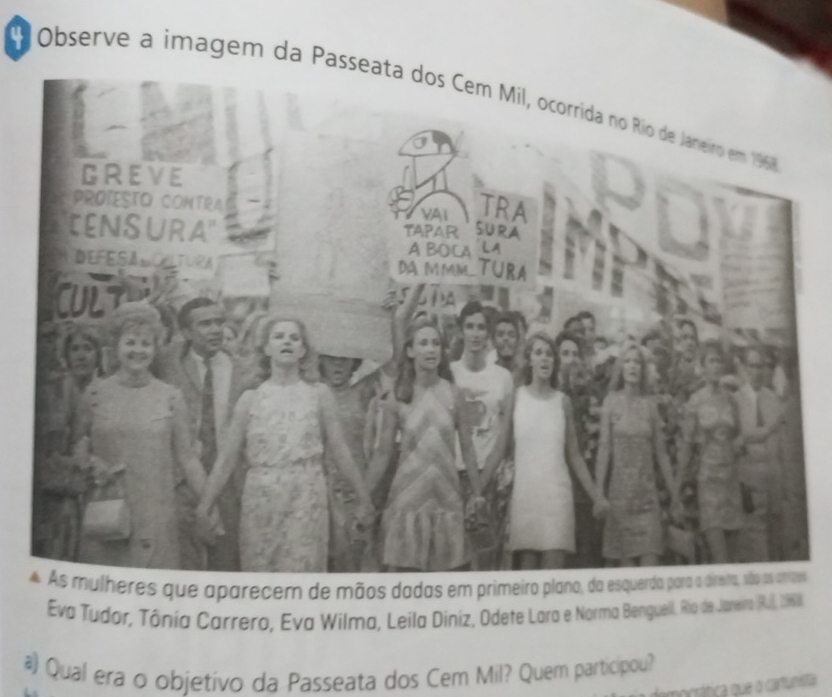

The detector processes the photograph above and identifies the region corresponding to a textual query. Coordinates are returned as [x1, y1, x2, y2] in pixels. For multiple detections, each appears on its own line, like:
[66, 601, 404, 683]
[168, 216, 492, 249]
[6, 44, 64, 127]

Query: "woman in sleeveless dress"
[595, 342, 682, 567]
[367, 317, 483, 572]
[676, 340, 743, 564]
[508, 332, 608, 570]
[196, 317, 373, 572]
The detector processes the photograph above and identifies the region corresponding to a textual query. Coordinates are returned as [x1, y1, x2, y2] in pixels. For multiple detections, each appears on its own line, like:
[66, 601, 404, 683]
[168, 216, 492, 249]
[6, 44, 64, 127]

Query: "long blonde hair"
[608, 340, 650, 394]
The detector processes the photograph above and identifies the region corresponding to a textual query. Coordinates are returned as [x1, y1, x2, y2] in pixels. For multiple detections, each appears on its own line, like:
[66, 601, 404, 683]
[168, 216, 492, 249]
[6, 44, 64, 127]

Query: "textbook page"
[2, 0, 832, 695]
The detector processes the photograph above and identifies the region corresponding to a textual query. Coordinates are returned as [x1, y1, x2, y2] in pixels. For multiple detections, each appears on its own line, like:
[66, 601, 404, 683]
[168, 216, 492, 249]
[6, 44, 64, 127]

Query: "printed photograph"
[32, 80, 808, 572]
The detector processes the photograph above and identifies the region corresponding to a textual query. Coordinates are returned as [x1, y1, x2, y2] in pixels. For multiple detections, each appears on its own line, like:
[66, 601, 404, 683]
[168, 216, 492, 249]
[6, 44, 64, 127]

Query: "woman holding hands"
[72, 303, 206, 569]
[508, 332, 608, 570]
[595, 341, 682, 567]
[196, 317, 373, 572]
[367, 317, 484, 572]
[676, 340, 743, 564]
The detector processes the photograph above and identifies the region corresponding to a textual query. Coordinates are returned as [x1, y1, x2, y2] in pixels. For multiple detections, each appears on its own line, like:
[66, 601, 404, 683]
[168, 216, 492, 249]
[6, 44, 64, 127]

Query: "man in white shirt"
[450, 301, 514, 570]
[734, 346, 784, 563]
[158, 298, 250, 571]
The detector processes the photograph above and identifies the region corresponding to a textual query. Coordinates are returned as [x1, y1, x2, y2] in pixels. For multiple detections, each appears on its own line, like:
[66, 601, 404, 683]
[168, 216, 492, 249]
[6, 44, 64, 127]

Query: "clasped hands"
[353, 500, 377, 536]
[194, 505, 226, 546]
[592, 494, 610, 520]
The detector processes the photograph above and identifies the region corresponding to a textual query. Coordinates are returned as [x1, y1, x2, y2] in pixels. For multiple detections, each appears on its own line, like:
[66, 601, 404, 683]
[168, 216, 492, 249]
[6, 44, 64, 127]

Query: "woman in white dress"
[508, 332, 608, 570]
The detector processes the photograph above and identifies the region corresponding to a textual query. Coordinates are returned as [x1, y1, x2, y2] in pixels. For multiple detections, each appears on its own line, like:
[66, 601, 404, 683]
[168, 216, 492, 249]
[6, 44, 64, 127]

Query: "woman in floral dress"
[595, 342, 682, 566]
[676, 340, 743, 564]
[196, 317, 372, 572]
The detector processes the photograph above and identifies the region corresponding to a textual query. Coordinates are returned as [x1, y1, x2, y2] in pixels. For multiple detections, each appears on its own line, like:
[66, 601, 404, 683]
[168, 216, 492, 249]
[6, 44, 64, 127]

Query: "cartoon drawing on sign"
[388, 130, 469, 221]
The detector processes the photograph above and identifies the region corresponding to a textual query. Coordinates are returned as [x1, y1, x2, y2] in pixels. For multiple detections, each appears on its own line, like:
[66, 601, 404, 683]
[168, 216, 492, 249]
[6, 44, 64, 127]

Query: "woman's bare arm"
[197, 391, 253, 515]
[563, 394, 605, 508]
[170, 390, 207, 498]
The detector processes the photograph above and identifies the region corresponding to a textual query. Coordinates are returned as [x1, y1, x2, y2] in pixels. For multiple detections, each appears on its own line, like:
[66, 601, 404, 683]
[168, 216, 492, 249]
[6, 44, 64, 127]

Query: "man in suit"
[735, 346, 785, 563]
[157, 297, 250, 571]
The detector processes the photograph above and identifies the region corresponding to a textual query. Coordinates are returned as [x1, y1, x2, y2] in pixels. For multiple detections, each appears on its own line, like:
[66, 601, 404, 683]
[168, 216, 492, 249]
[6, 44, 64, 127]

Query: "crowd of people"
[32, 273, 809, 572]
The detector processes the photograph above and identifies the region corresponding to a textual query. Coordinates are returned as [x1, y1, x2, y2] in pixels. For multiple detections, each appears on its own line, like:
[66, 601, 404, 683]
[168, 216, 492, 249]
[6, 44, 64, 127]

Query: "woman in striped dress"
[367, 317, 483, 572]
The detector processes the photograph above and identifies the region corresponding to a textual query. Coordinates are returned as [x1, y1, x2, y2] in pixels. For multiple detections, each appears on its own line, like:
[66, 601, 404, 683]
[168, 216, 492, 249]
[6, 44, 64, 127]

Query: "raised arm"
[563, 394, 607, 515]
[390, 283, 426, 370]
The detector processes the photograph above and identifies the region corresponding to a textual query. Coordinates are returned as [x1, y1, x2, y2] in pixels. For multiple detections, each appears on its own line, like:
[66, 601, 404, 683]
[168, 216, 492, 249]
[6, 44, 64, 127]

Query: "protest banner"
[475, 189, 539, 289]
[66, 158, 227, 277]
[385, 120, 478, 285]
[533, 171, 712, 331]
[52, 271, 150, 325]
[721, 194, 794, 334]
[273, 291, 393, 364]
[270, 130, 393, 363]
[219, 254, 271, 298]
[561, 150, 724, 302]
[276, 132, 389, 302]
[545, 176, 651, 301]
[41, 81, 279, 280]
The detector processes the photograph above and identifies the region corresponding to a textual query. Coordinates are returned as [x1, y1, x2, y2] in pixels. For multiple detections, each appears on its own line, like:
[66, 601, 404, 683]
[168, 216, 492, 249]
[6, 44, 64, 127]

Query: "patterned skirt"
[240, 458, 328, 572]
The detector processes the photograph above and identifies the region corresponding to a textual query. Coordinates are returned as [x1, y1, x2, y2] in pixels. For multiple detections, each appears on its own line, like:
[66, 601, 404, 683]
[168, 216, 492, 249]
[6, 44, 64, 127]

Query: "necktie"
[199, 355, 217, 471]
[756, 393, 764, 427]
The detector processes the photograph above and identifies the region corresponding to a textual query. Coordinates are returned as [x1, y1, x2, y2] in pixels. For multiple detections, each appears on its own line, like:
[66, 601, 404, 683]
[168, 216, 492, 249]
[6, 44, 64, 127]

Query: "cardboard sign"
[42, 83, 279, 280]
[386, 124, 478, 284]
[272, 291, 393, 364]
[475, 189, 538, 289]
[65, 158, 227, 277]
[52, 271, 150, 324]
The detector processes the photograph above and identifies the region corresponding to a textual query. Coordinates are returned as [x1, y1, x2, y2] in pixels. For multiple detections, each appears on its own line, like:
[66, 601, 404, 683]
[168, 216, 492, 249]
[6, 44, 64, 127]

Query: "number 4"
[9, 24, 22, 49]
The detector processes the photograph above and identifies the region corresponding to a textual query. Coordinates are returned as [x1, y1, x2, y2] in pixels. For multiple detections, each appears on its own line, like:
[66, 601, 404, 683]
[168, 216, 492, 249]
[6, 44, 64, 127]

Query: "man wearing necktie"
[158, 297, 250, 571]
[734, 346, 785, 563]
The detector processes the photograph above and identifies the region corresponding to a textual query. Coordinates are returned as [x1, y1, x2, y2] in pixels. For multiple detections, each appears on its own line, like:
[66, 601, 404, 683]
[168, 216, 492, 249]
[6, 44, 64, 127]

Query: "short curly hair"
[108, 302, 165, 347]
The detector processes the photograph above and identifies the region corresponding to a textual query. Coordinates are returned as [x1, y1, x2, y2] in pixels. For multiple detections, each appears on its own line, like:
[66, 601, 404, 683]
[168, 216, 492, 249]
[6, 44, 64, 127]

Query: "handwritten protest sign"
[385, 122, 477, 284]
[52, 272, 150, 325]
[42, 83, 280, 281]
[64, 159, 227, 277]
[394, 283, 470, 324]
[475, 189, 538, 289]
